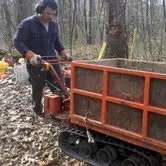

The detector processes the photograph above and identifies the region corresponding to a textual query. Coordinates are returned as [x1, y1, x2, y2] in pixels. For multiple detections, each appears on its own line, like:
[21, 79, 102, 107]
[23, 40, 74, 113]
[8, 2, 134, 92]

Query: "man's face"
[41, 6, 56, 22]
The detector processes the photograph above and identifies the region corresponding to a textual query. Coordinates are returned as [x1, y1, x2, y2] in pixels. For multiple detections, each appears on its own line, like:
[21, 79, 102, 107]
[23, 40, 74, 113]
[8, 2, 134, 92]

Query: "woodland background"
[0, 0, 166, 61]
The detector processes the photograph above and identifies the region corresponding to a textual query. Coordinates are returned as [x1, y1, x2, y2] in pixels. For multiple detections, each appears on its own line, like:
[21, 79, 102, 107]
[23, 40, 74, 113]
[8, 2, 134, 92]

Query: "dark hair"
[36, 0, 58, 14]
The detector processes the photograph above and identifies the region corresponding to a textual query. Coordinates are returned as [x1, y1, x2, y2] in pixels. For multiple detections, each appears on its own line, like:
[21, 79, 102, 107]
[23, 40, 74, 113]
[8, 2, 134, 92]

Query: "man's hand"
[29, 54, 41, 67]
[43, 62, 50, 71]
[61, 54, 72, 61]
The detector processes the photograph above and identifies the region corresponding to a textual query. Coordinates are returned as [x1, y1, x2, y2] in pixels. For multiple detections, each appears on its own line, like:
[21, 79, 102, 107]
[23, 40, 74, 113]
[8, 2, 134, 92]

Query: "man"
[14, 0, 71, 116]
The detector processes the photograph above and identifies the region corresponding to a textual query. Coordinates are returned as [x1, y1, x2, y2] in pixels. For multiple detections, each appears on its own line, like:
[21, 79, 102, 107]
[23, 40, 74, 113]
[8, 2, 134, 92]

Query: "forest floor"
[0, 75, 88, 166]
[0, 45, 100, 166]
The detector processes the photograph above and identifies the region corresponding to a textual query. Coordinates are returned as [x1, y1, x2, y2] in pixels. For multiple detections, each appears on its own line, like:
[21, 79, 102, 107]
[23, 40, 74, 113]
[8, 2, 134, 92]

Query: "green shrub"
[0, 55, 4, 60]
[11, 52, 22, 62]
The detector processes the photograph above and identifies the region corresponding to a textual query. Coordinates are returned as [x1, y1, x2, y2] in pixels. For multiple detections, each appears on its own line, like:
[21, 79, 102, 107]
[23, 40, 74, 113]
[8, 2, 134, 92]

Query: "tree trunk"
[163, 0, 166, 32]
[70, 0, 77, 55]
[105, 0, 128, 59]
[1, 1, 13, 46]
[15, 0, 33, 25]
[84, 0, 88, 43]
[88, 0, 95, 44]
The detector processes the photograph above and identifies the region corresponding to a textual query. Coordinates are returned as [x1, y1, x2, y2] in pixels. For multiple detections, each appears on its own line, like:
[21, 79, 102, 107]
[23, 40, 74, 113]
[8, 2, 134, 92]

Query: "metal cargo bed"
[70, 58, 166, 155]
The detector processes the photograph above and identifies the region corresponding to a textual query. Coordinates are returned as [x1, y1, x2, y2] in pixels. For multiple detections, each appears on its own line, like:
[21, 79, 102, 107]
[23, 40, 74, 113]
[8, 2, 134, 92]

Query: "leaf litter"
[0, 75, 87, 166]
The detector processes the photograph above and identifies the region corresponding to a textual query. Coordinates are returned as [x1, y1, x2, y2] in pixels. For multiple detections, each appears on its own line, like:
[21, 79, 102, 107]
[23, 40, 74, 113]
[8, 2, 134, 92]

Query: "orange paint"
[70, 61, 166, 156]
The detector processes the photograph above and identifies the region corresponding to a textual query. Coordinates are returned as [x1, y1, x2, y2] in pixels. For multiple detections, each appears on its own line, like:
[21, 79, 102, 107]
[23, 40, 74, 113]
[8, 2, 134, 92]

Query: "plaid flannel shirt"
[14, 15, 65, 59]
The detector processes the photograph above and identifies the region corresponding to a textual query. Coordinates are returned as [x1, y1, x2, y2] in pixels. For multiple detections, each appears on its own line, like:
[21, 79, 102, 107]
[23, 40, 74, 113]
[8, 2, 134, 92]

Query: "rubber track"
[58, 124, 159, 166]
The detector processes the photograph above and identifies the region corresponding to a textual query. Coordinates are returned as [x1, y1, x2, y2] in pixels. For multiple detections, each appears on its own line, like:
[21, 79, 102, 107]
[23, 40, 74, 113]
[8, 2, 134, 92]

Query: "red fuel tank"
[44, 94, 61, 115]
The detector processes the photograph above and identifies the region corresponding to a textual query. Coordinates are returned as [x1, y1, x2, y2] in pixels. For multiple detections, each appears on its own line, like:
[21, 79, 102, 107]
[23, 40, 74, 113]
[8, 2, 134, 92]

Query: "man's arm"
[54, 34, 67, 56]
[54, 24, 72, 61]
[14, 20, 34, 59]
[53, 23, 67, 55]
[14, 19, 41, 66]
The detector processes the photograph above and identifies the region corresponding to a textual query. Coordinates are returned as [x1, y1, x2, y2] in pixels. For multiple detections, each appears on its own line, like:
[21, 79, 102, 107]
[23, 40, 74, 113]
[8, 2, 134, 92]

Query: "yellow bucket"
[0, 61, 9, 74]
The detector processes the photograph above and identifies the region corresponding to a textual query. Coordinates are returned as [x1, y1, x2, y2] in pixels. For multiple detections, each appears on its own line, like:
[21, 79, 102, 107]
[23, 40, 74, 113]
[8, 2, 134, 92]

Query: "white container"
[14, 64, 30, 84]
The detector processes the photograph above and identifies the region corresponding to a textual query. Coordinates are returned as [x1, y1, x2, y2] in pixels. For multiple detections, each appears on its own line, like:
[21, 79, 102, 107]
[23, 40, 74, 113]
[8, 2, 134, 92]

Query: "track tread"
[58, 124, 161, 166]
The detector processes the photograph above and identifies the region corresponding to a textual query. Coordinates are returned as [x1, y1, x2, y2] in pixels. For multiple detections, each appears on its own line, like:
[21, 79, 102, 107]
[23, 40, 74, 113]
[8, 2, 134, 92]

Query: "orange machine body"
[44, 94, 61, 115]
[70, 59, 166, 156]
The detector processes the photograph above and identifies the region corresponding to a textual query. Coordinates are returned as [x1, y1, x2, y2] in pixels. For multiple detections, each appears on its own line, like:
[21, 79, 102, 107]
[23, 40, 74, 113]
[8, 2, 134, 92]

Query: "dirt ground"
[0, 75, 87, 166]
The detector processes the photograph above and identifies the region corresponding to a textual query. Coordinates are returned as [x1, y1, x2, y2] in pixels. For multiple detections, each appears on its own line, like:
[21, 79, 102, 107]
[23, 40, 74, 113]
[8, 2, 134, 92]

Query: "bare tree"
[14, 0, 33, 25]
[0, 0, 165, 62]
[0, 0, 16, 50]
[105, 0, 128, 58]
[88, 0, 95, 44]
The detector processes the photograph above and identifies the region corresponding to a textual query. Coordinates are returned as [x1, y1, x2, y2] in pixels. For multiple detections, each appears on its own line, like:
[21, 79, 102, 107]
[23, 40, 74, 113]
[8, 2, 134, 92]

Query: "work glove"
[61, 54, 72, 61]
[29, 54, 41, 67]
[42, 62, 50, 71]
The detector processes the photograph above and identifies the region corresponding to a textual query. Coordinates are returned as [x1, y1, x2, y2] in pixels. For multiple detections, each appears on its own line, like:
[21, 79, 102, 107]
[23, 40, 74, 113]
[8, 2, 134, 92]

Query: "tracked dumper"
[58, 58, 166, 166]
